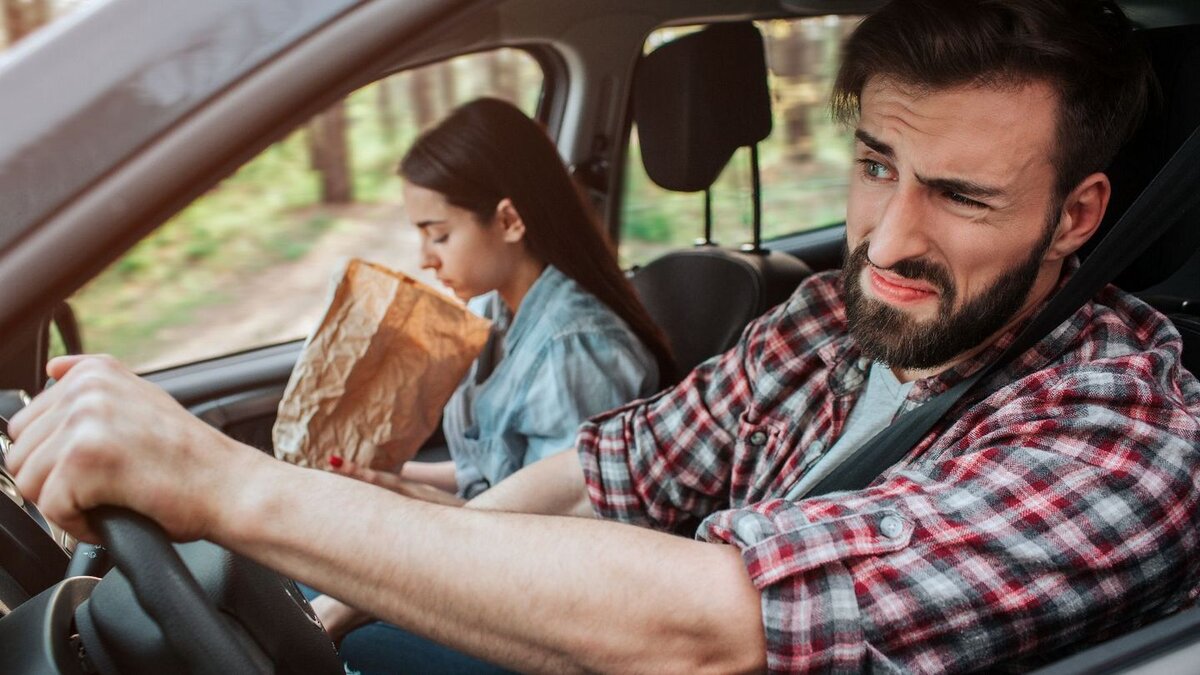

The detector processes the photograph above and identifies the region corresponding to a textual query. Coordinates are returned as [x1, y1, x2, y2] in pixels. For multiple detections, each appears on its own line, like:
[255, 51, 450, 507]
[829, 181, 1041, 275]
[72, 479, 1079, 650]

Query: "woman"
[331, 97, 673, 502]
[315, 98, 675, 673]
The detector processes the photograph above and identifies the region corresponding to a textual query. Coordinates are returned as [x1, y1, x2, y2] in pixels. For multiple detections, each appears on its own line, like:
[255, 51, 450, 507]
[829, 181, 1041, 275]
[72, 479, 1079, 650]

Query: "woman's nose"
[419, 243, 439, 270]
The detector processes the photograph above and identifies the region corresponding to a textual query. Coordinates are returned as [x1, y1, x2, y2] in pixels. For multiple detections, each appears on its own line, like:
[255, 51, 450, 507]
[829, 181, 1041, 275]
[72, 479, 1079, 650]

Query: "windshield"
[0, 0, 362, 253]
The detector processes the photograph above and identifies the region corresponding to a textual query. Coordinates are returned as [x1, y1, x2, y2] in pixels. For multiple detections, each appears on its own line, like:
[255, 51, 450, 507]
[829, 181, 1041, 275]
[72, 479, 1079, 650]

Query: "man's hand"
[5, 356, 767, 673]
[6, 354, 263, 543]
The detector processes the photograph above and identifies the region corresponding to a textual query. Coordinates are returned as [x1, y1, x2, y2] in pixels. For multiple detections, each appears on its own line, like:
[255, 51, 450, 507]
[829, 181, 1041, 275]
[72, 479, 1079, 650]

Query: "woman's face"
[403, 183, 525, 302]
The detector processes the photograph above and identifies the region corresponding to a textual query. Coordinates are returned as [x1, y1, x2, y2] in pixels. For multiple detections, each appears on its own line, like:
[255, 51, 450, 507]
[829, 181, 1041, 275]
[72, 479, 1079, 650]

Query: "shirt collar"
[821, 259, 1086, 403]
[818, 282, 870, 397]
[502, 264, 567, 350]
[909, 258, 1083, 401]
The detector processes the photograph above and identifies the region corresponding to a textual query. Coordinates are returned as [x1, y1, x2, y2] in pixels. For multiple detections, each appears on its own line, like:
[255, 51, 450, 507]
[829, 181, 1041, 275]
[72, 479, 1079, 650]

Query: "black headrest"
[633, 23, 772, 192]
[1092, 25, 1200, 291]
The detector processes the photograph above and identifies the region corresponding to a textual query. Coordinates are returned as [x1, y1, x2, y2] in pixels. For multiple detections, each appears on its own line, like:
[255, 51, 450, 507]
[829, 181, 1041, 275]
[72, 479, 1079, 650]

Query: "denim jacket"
[443, 265, 659, 498]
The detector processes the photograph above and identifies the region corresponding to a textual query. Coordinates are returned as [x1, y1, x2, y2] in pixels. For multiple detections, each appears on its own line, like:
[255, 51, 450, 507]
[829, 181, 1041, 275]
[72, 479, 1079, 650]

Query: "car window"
[66, 48, 544, 372]
[0, 0, 100, 48]
[619, 16, 861, 267]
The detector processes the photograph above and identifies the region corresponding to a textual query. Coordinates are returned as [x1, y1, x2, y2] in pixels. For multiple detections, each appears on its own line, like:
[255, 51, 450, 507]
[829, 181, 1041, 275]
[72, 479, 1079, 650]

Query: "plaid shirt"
[577, 270, 1200, 673]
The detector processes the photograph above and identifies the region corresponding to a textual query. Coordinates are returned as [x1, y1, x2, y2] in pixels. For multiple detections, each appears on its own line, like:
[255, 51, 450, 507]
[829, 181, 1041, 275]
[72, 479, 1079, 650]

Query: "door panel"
[145, 342, 302, 452]
[148, 341, 451, 462]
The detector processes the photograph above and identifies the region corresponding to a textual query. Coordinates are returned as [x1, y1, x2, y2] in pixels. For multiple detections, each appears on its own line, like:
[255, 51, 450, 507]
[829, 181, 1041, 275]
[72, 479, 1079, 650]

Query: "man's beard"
[841, 228, 1055, 370]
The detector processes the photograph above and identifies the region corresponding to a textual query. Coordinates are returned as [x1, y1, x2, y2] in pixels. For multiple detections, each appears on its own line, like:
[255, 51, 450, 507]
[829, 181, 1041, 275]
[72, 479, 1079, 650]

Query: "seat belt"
[807, 123, 1200, 498]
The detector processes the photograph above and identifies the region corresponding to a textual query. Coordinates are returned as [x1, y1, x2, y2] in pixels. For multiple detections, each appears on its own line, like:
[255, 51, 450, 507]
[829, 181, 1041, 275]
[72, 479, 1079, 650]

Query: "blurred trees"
[308, 102, 354, 204]
[409, 68, 436, 129]
[2, 0, 50, 46]
[75, 47, 545, 370]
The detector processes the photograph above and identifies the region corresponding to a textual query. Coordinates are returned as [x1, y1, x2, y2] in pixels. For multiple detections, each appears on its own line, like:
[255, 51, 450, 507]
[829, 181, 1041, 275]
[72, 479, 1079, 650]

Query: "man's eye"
[946, 192, 986, 209]
[431, 234, 449, 244]
[857, 158, 891, 180]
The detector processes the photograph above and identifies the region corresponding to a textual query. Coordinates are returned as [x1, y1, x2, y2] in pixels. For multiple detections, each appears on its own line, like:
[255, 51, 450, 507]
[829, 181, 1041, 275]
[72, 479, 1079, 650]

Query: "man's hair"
[833, 0, 1155, 201]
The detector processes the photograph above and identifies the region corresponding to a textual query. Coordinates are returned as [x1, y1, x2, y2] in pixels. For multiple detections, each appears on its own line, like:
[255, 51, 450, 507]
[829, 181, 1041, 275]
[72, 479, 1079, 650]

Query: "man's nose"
[867, 184, 933, 270]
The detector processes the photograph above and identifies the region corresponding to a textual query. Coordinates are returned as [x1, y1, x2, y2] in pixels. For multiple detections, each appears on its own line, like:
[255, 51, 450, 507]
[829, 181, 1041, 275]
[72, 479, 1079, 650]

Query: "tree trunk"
[410, 68, 436, 130]
[376, 78, 397, 145]
[308, 100, 354, 204]
[438, 61, 457, 116]
[488, 51, 519, 103]
[3, 0, 50, 46]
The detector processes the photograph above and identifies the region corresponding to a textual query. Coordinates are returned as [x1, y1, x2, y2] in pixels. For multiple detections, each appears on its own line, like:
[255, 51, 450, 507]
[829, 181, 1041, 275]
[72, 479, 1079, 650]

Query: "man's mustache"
[849, 242, 954, 298]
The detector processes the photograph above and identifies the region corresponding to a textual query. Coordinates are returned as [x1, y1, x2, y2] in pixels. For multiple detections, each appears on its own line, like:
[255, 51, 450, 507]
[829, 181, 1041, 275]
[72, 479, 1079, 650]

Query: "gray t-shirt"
[784, 361, 913, 500]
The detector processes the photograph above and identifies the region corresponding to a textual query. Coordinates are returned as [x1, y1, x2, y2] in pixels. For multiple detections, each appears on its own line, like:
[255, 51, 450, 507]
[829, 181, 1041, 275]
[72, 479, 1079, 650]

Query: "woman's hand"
[328, 457, 407, 492]
[329, 457, 465, 506]
[310, 594, 372, 644]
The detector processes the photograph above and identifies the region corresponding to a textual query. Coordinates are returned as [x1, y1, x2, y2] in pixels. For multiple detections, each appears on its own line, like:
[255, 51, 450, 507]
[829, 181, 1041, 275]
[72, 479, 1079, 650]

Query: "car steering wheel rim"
[89, 506, 271, 675]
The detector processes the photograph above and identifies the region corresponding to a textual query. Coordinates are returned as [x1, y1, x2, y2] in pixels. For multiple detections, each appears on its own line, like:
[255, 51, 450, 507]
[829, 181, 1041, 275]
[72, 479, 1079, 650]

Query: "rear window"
[619, 16, 862, 267]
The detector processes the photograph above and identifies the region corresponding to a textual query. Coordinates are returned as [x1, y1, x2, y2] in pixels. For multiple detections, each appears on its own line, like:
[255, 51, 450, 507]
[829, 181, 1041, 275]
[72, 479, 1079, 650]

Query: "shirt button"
[734, 514, 774, 544]
[748, 430, 768, 446]
[879, 515, 905, 539]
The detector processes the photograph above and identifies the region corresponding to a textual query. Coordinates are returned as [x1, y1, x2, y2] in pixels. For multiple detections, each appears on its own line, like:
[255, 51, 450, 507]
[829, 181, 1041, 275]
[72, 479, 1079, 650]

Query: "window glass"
[69, 49, 544, 372]
[620, 16, 861, 267]
[0, 0, 101, 49]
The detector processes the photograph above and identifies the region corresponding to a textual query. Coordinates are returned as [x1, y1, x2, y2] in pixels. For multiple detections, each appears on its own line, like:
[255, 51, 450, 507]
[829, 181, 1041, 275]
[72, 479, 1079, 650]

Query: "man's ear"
[1046, 172, 1111, 261]
[495, 198, 527, 243]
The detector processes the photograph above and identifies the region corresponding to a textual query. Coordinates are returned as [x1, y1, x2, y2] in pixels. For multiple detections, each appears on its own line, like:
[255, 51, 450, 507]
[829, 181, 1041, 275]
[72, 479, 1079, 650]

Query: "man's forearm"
[467, 449, 593, 517]
[5, 354, 762, 672]
[222, 456, 764, 674]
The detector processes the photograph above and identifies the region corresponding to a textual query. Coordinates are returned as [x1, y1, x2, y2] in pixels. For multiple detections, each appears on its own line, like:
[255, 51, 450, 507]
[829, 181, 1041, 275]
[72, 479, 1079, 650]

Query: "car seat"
[628, 23, 812, 375]
[1086, 25, 1200, 374]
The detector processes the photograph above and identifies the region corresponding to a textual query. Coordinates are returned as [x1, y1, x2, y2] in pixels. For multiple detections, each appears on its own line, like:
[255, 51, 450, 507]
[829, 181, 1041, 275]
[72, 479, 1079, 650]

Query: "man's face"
[843, 78, 1065, 370]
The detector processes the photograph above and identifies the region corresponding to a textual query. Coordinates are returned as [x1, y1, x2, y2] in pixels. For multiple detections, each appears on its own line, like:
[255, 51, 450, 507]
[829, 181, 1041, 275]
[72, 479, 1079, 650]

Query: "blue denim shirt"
[443, 265, 659, 498]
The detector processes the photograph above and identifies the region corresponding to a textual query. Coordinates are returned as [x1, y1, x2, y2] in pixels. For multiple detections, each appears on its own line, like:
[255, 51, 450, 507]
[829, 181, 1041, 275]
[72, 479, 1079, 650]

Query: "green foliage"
[67, 31, 856, 370]
[70, 51, 549, 370]
[623, 209, 674, 243]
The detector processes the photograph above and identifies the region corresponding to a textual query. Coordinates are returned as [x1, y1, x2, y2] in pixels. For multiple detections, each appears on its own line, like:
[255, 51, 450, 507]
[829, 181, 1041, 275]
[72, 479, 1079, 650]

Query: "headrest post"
[750, 143, 763, 252]
[702, 189, 714, 245]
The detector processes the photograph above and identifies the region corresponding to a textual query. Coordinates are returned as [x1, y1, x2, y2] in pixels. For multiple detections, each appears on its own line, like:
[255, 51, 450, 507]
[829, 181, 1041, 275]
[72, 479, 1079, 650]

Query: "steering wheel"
[88, 507, 270, 674]
[79, 506, 342, 675]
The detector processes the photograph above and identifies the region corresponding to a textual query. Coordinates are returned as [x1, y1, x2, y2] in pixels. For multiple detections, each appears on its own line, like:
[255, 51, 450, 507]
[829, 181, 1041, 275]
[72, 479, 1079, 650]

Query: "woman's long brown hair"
[399, 98, 676, 383]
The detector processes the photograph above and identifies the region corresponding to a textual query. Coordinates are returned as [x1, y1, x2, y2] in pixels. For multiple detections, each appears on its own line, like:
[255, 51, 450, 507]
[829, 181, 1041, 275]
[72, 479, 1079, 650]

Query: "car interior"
[0, 0, 1198, 672]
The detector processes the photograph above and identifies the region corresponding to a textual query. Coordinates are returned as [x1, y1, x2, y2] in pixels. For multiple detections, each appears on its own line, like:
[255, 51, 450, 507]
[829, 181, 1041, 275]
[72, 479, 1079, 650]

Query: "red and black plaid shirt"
[577, 270, 1200, 672]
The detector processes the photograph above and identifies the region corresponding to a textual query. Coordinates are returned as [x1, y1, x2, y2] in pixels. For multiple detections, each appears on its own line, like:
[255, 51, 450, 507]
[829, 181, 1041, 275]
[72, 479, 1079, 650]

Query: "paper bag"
[273, 259, 492, 470]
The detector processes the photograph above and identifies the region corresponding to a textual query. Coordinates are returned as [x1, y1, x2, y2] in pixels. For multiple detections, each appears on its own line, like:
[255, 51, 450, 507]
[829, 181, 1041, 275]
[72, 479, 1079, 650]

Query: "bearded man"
[9, 0, 1200, 672]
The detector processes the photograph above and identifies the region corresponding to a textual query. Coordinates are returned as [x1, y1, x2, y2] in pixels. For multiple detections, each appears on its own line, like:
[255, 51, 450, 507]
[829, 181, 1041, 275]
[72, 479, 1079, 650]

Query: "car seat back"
[631, 247, 810, 374]
[630, 22, 812, 374]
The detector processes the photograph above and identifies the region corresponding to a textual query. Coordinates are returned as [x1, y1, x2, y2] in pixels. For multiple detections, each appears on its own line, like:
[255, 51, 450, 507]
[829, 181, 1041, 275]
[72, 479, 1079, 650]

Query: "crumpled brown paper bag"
[273, 259, 492, 470]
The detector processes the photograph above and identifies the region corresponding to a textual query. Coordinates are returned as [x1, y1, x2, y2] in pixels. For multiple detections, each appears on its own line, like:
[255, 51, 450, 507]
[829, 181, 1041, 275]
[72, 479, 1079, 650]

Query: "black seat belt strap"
[806, 122, 1200, 498]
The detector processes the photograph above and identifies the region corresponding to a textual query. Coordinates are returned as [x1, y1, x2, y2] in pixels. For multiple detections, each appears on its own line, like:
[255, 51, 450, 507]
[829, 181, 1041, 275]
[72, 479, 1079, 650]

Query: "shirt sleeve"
[699, 367, 1200, 672]
[516, 329, 659, 467]
[576, 299, 782, 535]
